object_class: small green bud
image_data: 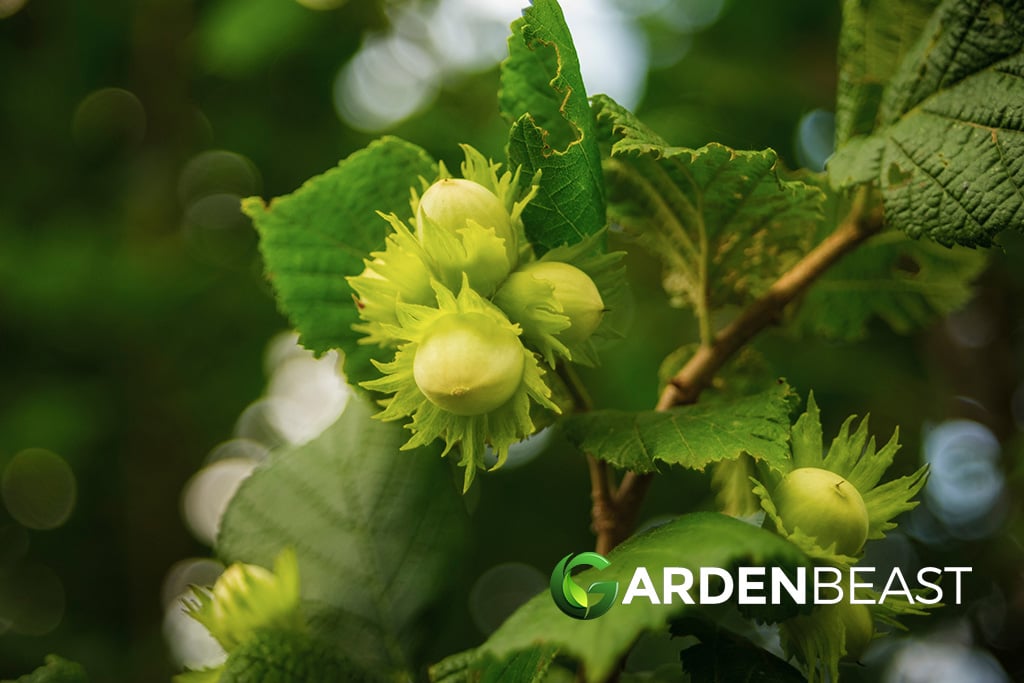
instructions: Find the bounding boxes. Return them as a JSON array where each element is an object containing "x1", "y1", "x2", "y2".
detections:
[
  {"x1": 183, "y1": 548, "x2": 302, "y2": 653},
  {"x1": 413, "y1": 313, "x2": 524, "y2": 416},
  {"x1": 772, "y1": 467, "x2": 869, "y2": 556}
]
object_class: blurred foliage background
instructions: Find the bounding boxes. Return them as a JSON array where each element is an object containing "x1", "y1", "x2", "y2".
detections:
[{"x1": 1, "y1": 0, "x2": 1022, "y2": 681}]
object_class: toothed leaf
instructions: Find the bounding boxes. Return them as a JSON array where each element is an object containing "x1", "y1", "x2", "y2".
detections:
[
  {"x1": 244, "y1": 137, "x2": 437, "y2": 386},
  {"x1": 562, "y1": 382, "x2": 796, "y2": 474},
  {"x1": 501, "y1": 0, "x2": 606, "y2": 251}
]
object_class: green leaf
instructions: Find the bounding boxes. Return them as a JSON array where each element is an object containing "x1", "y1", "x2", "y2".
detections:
[
  {"x1": 795, "y1": 231, "x2": 986, "y2": 340},
  {"x1": 711, "y1": 455, "x2": 761, "y2": 518},
  {"x1": 594, "y1": 94, "x2": 824, "y2": 312},
  {"x1": 172, "y1": 670, "x2": 221, "y2": 683},
  {"x1": 220, "y1": 629, "x2": 379, "y2": 683},
  {"x1": 500, "y1": 0, "x2": 606, "y2": 251},
  {"x1": 430, "y1": 646, "x2": 558, "y2": 683},
  {"x1": 862, "y1": 467, "x2": 929, "y2": 539},
  {"x1": 676, "y1": 621, "x2": 805, "y2": 683},
  {"x1": 829, "y1": 0, "x2": 1024, "y2": 247},
  {"x1": 216, "y1": 396, "x2": 468, "y2": 679},
  {"x1": 478, "y1": 513, "x2": 810, "y2": 683},
  {"x1": 2, "y1": 656, "x2": 88, "y2": 683},
  {"x1": 562, "y1": 381, "x2": 796, "y2": 474},
  {"x1": 243, "y1": 137, "x2": 437, "y2": 387},
  {"x1": 835, "y1": 0, "x2": 942, "y2": 146},
  {"x1": 826, "y1": 136, "x2": 887, "y2": 188},
  {"x1": 793, "y1": 179, "x2": 987, "y2": 341}
]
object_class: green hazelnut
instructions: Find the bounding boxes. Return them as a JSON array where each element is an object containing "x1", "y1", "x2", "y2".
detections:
[
  {"x1": 772, "y1": 467, "x2": 869, "y2": 556},
  {"x1": 349, "y1": 246, "x2": 435, "y2": 328},
  {"x1": 830, "y1": 601, "x2": 874, "y2": 662},
  {"x1": 416, "y1": 178, "x2": 516, "y2": 261},
  {"x1": 507, "y1": 261, "x2": 605, "y2": 346},
  {"x1": 413, "y1": 313, "x2": 524, "y2": 416}
]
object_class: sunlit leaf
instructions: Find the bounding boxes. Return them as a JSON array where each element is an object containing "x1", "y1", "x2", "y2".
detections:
[
  {"x1": 562, "y1": 381, "x2": 796, "y2": 474},
  {"x1": 243, "y1": 137, "x2": 437, "y2": 386},
  {"x1": 217, "y1": 397, "x2": 468, "y2": 679}
]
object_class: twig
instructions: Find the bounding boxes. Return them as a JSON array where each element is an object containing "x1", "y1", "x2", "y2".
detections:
[
  {"x1": 557, "y1": 364, "x2": 623, "y2": 554},
  {"x1": 591, "y1": 192, "x2": 884, "y2": 553}
]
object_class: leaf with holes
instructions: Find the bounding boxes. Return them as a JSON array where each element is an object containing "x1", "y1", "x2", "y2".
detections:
[
  {"x1": 594, "y1": 94, "x2": 823, "y2": 312},
  {"x1": 793, "y1": 176, "x2": 986, "y2": 340},
  {"x1": 217, "y1": 396, "x2": 468, "y2": 679},
  {"x1": 829, "y1": 0, "x2": 1024, "y2": 247}
]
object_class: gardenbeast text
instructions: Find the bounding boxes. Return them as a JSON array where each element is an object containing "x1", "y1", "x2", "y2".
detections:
[{"x1": 621, "y1": 566, "x2": 973, "y2": 606}]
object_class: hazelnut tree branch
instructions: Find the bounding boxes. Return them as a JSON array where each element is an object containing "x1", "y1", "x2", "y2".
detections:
[{"x1": 591, "y1": 191, "x2": 885, "y2": 553}]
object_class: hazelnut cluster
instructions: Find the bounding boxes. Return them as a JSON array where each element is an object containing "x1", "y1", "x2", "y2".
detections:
[{"x1": 347, "y1": 146, "x2": 621, "y2": 490}]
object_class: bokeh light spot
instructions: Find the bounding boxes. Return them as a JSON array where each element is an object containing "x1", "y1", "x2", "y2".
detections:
[
  {"x1": 264, "y1": 350, "x2": 349, "y2": 445},
  {"x1": 182, "y1": 192, "x2": 258, "y2": 268},
  {"x1": 922, "y1": 419, "x2": 1006, "y2": 539},
  {"x1": 234, "y1": 399, "x2": 290, "y2": 449},
  {"x1": 946, "y1": 301, "x2": 996, "y2": 349},
  {"x1": 163, "y1": 597, "x2": 226, "y2": 670},
  {"x1": 181, "y1": 458, "x2": 258, "y2": 546},
  {"x1": 177, "y1": 150, "x2": 261, "y2": 207},
  {"x1": 1, "y1": 448, "x2": 77, "y2": 530},
  {"x1": 72, "y1": 88, "x2": 146, "y2": 150},
  {"x1": 884, "y1": 637, "x2": 1009, "y2": 683},
  {"x1": 0, "y1": 0, "x2": 27, "y2": 19},
  {"x1": 795, "y1": 109, "x2": 835, "y2": 172},
  {"x1": 161, "y1": 557, "x2": 225, "y2": 609},
  {"x1": 662, "y1": 0, "x2": 727, "y2": 32},
  {"x1": 335, "y1": 35, "x2": 440, "y2": 132},
  {"x1": 334, "y1": 0, "x2": 652, "y2": 132},
  {"x1": 206, "y1": 438, "x2": 269, "y2": 465}
]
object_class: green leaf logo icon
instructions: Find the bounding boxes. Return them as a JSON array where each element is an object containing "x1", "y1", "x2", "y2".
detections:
[{"x1": 550, "y1": 552, "x2": 619, "y2": 620}]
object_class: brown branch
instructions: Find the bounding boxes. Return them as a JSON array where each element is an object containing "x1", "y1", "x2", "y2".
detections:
[
  {"x1": 591, "y1": 193, "x2": 885, "y2": 554},
  {"x1": 557, "y1": 363, "x2": 622, "y2": 553}
]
